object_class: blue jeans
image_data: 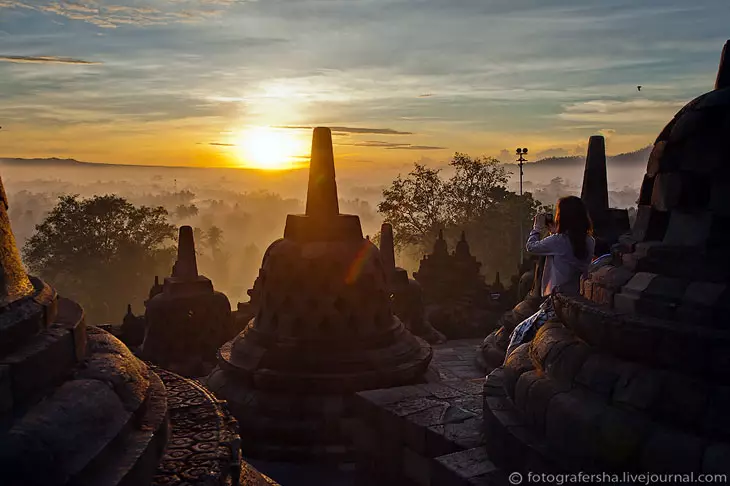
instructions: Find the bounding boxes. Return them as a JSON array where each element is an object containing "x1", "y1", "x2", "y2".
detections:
[{"x1": 504, "y1": 297, "x2": 556, "y2": 364}]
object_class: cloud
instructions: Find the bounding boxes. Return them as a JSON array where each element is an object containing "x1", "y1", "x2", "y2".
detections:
[
  {"x1": 276, "y1": 126, "x2": 413, "y2": 135},
  {"x1": 0, "y1": 1, "x2": 243, "y2": 28},
  {"x1": 558, "y1": 99, "x2": 686, "y2": 124},
  {"x1": 0, "y1": 55, "x2": 100, "y2": 64},
  {"x1": 418, "y1": 93, "x2": 433, "y2": 98},
  {"x1": 207, "y1": 142, "x2": 236, "y2": 146},
  {"x1": 339, "y1": 140, "x2": 445, "y2": 150}
]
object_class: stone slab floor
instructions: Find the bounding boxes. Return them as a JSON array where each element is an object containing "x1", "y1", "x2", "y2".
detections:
[{"x1": 246, "y1": 338, "x2": 490, "y2": 486}]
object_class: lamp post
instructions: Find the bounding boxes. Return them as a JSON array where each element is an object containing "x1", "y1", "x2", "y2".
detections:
[{"x1": 516, "y1": 148, "x2": 528, "y2": 265}]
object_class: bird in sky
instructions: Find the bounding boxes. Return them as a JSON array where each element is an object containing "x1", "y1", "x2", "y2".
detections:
[{"x1": 637, "y1": 85, "x2": 642, "y2": 91}]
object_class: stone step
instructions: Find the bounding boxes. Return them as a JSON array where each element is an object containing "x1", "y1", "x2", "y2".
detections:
[
  {"x1": 0, "y1": 326, "x2": 78, "y2": 420},
  {"x1": 69, "y1": 371, "x2": 169, "y2": 486},
  {"x1": 432, "y1": 447, "x2": 508, "y2": 486}
]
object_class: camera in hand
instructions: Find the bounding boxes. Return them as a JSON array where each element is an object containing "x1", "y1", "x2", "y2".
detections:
[{"x1": 545, "y1": 213, "x2": 554, "y2": 225}]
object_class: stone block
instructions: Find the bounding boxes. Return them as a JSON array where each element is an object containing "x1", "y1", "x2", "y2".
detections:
[
  {"x1": 567, "y1": 307, "x2": 607, "y2": 347},
  {"x1": 631, "y1": 205, "x2": 669, "y2": 242},
  {"x1": 663, "y1": 210, "x2": 713, "y2": 247},
  {"x1": 645, "y1": 141, "x2": 666, "y2": 177},
  {"x1": 514, "y1": 371, "x2": 542, "y2": 415},
  {"x1": 656, "y1": 374, "x2": 708, "y2": 429},
  {"x1": 416, "y1": 382, "x2": 465, "y2": 400},
  {"x1": 402, "y1": 402, "x2": 451, "y2": 454},
  {"x1": 0, "y1": 365, "x2": 10, "y2": 413},
  {"x1": 710, "y1": 180, "x2": 730, "y2": 217},
  {"x1": 605, "y1": 320, "x2": 658, "y2": 362},
  {"x1": 708, "y1": 215, "x2": 730, "y2": 250},
  {"x1": 606, "y1": 267, "x2": 634, "y2": 290},
  {"x1": 451, "y1": 395, "x2": 484, "y2": 416},
  {"x1": 544, "y1": 342, "x2": 590, "y2": 386},
  {"x1": 431, "y1": 447, "x2": 498, "y2": 486},
  {"x1": 443, "y1": 380, "x2": 484, "y2": 396},
  {"x1": 702, "y1": 385, "x2": 730, "y2": 439},
  {"x1": 612, "y1": 366, "x2": 664, "y2": 412},
  {"x1": 651, "y1": 172, "x2": 683, "y2": 211},
  {"x1": 502, "y1": 344, "x2": 534, "y2": 399},
  {"x1": 682, "y1": 281, "x2": 727, "y2": 307},
  {"x1": 380, "y1": 397, "x2": 446, "y2": 444},
  {"x1": 530, "y1": 322, "x2": 575, "y2": 370},
  {"x1": 524, "y1": 377, "x2": 567, "y2": 434},
  {"x1": 644, "y1": 275, "x2": 688, "y2": 302},
  {"x1": 640, "y1": 427, "x2": 703, "y2": 473},
  {"x1": 614, "y1": 293, "x2": 638, "y2": 315},
  {"x1": 638, "y1": 177, "x2": 655, "y2": 206},
  {"x1": 544, "y1": 390, "x2": 606, "y2": 463},
  {"x1": 575, "y1": 354, "x2": 624, "y2": 399},
  {"x1": 621, "y1": 272, "x2": 657, "y2": 296},
  {"x1": 595, "y1": 406, "x2": 651, "y2": 470},
  {"x1": 402, "y1": 447, "x2": 430, "y2": 486},
  {"x1": 429, "y1": 416, "x2": 484, "y2": 454},
  {"x1": 3, "y1": 328, "x2": 76, "y2": 408},
  {"x1": 654, "y1": 334, "x2": 704, "y2": 374},
  {"x1": 355, "y1": 385, "x2": 430, "y2": 422},
  {"x1": 703, "y1": 443, "x2": 730, "y2": 474}
]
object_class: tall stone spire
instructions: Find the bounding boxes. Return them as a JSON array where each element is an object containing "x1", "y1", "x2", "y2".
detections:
[
  {"x1": 580, "y1": 135, "x2": 609, "y2": 218},
  {"x1": 305, "y1": 127, "x2": 339, "y2": 218},
  {"x1": 380, "y1": 223, "x2": 396, "y2": 272},
  {"x1": 715, "y1": 39, "x2": 730, "y2": 90},
  {"x1": 0, "y1": 176, "x2": 34, "y2": 305},
  {"x1": 172, "y1": 225, "x2": 198, "y2": 279}
]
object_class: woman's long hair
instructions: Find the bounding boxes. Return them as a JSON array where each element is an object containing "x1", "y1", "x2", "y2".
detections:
[{"x1": 555, "y1": 196, "x2": 593, "y2": 260}]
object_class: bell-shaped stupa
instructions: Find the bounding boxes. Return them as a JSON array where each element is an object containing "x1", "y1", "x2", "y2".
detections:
[
  {"x1": 206, "y1": 127, "x2": 432, "y2": 460},
  {"x1": 142, "y1": 225, "x2": 234, "y2": 377},
  {"x1": 483, "y1": 40, "x2": 730, "y2": 476}
]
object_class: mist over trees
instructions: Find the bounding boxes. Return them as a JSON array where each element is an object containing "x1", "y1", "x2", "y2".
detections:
[
  {"x1": 2, "y1": 152, "x2": 643, "y2": 323},
  {"x1": 379, "y1": 153, "x2": 545, "y2": 281},
  {"x1": 22, "y1": 195, "x2": 176, "y2": 324}
]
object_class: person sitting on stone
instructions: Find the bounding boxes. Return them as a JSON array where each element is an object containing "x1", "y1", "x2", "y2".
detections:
[{"x1": 504, "y1": 196, "x2": 595, "y2": 361}]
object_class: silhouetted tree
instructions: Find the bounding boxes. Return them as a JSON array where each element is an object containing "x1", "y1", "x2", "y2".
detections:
[
  {"x1": 23, "y1": 194, "x2": 176, "y2": 324},
  {"x1": 378, "y1": 153, "x2": 542, "y2": 279},
  {"x1": 378, "y1": 163, "x2": 447, "y2": 247}
]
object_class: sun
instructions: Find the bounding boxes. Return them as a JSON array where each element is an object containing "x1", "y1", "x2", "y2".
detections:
[{"x1": 235, "y1": 127, "x2": 308, "y2": 170}]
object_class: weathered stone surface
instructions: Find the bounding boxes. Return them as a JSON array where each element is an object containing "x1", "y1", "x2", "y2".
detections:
[
  {"x1": 640, "y1": 427, "x2": 704, "y2": 473},
  {"x1": 483, "y1": 42, "x2": 730, "y2": 477},
  {"x1": 142, "y1": 225, "x2": 235, "y2": 377},
  {"x1": 432, "y1": 448, "x2": 499, "y2": 485},
  {"x1": 208, "y1": 128, "x2": 432, "y2": 460}
]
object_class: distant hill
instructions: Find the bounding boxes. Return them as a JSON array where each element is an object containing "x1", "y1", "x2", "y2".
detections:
[
  {"x1": 0, "y1": 157, "x2": 93, "y2": 167},
  {"x1": 523, "y1": 145, "x2": 651, "y2": 169},
  {"x1": 1, "y1": 144, "x2": 653, "y2": 172}
]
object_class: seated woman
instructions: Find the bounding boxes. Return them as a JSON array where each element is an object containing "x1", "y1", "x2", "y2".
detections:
[{"x1": 504, "y1": 196, "x2": 595, "y2": 361}]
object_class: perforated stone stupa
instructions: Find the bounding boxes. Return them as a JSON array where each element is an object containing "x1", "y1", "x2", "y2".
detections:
[
  {"x1": 206, "y1": 127, "x2": 432, "y2": 460},
  {"x1": 379, "y1": 222, "x2": 446, "y2": 344},
  {"x1": 142, "y1": 225, "x2": 235, "y2": 377},
  {"x1": 483, "y1": 41, "x2": 730, "y2": 476},
  {"x1": 0, "y1": 176, "x2": 274, "y2": 486}
]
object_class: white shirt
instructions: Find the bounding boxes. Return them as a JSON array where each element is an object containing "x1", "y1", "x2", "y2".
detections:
[{"x1": 526, "y1": 222, "x2": 595, "y2": 297}]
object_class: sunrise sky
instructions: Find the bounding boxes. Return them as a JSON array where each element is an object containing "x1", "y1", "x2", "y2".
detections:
[{"x1": 0, "y1": 0, "x2": 728, "y2": 169}]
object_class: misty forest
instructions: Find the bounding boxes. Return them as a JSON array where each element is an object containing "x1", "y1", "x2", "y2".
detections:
[{"x1": 3, "y1": 148, "x2": 645, "y2": 325}]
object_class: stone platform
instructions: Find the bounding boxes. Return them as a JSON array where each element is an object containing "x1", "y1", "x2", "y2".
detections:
[
  {"x1": 353, "y1": 339, "x2": 509, "y2": 486},
  {"x1": 152, "y1": 367, "x2": 278, "y2": 486}
]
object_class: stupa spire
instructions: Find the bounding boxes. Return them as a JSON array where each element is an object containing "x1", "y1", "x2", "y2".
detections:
[
  {"x1": 305, "y1": 127, "x2": 339, "y2": 218},
  {"x1": 172, "y1": 225, "x2": 198, "y2": 279},
  {"x1": 580, "y1": 135, "x2": 609, "y2": 218},
  {"x1": 0, "y1": 176, "x2": 34, "y2": 305},
  {"x1": 380, "y1": 223, "x2": 396, "y2": 272},
  {"x1": 715, "y1": 39, "x2": 730, "y2": 90}
]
